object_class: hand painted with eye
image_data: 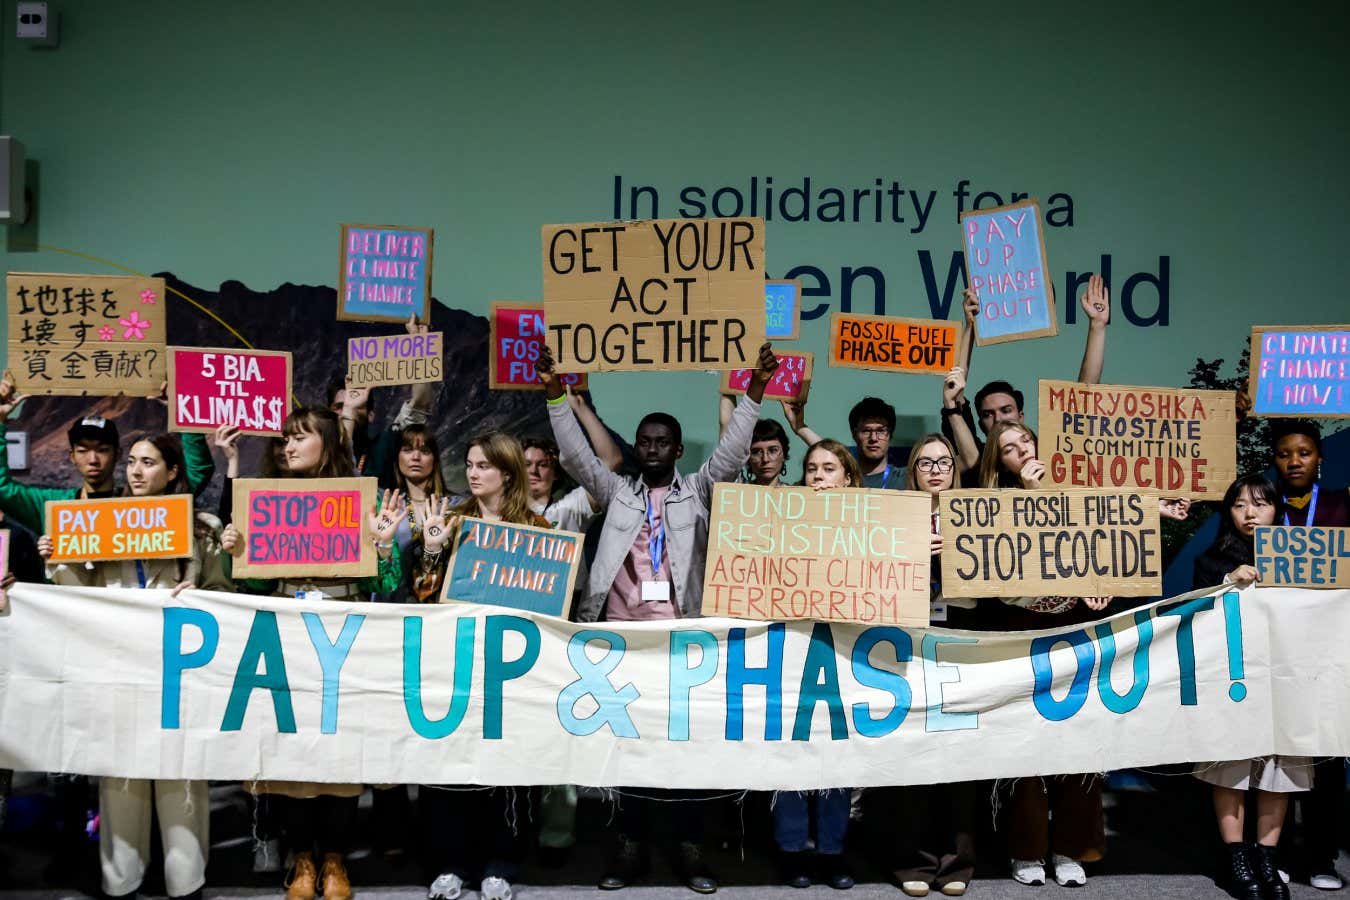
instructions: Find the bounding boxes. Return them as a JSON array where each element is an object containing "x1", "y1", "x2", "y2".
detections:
[
  {"x1": 943, "y1": 366, "x2": 967, "y2": 408},
  {"x1": 420, "y1": 494, "x2": 459, "y2": 555},
  {"x1": 1079, "y1": 273, "x2": 1110, "y2": 328},
  {"x1": 369, "y1": 490, "x2": 408, "y2": 552}
]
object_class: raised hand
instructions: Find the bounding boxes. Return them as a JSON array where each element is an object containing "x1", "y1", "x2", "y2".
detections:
[
  {"x1": 0, "y1": 372, "x2": 28, "y2": 423},
  {"x1": 943, "y1": 366, "x2": 967, "y2": 408},
  {"x1": 221, "y1": 523, "x2": 243, "y2": 556},
  {"x1": 745, "y1": 343, "x2": 780, "y2": 403},
  {"x1": 1019, "y1": 459, "x2": 1045, "y2": 489},
  {"x1": 406, "y1": 313, "x2": 428, "y2": 335},
  {"x1": 1083, "y1": 596, "x2": 1111, "y2": 612},
  {"x1": 1159, "y1": 497, "x2": 1191, "y2": 521},
  {"x1": 147, "y1": 380, "x2": 170, "y2": 406},
  {"x1": 962, "y1": 288, "x2": 980, "y2": 324},
  {"x1": 369, "y1": 490, "x2": 408, "y2": 549},
  {"x1": 36, "y1": 533, "x2": 53, "y2": 560},
  {"x1": 535, "y1": 344, "x2": 564, "y2": 400},
  {"x1": 1079, "y1": 273, "x2": 1110, "y2": 327},
  {"x1": 420, "y1": 494, "x2": 458, "y2": 555}
]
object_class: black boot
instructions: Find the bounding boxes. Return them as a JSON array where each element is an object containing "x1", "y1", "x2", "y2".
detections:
[
  {"x1": 1222, "y1": 843, "x2": 1262, "y2": 900},
  {"x1": 1251, "y1": 844, "x2": 1289, "y2": 900}
]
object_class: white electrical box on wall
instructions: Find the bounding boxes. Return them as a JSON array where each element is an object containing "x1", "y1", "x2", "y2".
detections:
[
  {"x1": 0, "y1": 137, "x2": 27, "y2": 224},
  {"x1": 17, "y1": 2, "x2": 58, "y2": 46},
  {"x1": 6, "y1": 432, "x2": 29, "y2": 471}
]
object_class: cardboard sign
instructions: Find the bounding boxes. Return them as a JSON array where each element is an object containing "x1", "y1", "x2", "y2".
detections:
[
  {"x1": 44, "y1": 494, "x2": 194, "y2": 564},
  {"x1": 959, "y1": 200, "x2": 1057, "y2": 346},
  {"x1": 1249, "y1": 325, "x2": 1350, "y2": 418},
  {"x1": 720, "y1": 351, "x2": 812, "y2": 401},
  {"x1": 347, "y1": 332, "x2": 444, "y2": 389},
  {"x1": 488, "y1": 302, "x2": 587, "y2": 391},
  {"x1": 7, "y1": 272, "x2": 168, "y2": 396},
  {"x1": 1254, "y1": 526, "x2": 1350, "y2": 589},
  {"x1": 940, "y1": 489, "x2": 1162, "y2": 599},
  {"x1": 167, "y1": 347, "x2": 291, "y2": 436},
  {"x1": 441, "y1": 517, "x2": 582, "y2": 617},
  {"x1": 541, "y1": 217, "x2": 767, "y2": 372},
  {"x1": 702, "y1": 483, "x2": 931, "y2": 626},
  {"x1": 231, "y1": 478, "x2": 377, "y2": 578},
  {"x1": 765, "y1": 280, "x2": 801, "y2": 340},
  {"x1": 828, "y1": 313, "x2": 960, "y2": 374},
  {"x1": 1038, "y1": 380, "x2": 1237, "y2": 500},
  {"x1": 337, "y1": 224, "x2": 434, "y2": 323}
]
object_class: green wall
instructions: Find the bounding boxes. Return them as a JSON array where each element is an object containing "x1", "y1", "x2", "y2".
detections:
[{"x1": 3, "y1": 1, "x2": 1347, "y2": 459}]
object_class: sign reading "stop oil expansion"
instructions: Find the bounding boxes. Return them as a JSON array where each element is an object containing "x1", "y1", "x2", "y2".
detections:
[{"x1": 231, "y1": 478, "x2": 378, "y2": 578}]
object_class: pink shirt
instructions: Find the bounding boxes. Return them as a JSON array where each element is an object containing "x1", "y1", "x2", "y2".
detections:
[{"x1": 605, "y1": 485, "x2": 680, "y2": 621}]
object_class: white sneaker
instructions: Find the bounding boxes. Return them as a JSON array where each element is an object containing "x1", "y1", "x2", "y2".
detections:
[
  {"x1": 1311, "y1": 871, "x2": 1345, "y2": 890},
  {"x1": 252, "y1": 838, "x2": 282, "y2": 874},
  {"x1": 1279, "y1": 869, "x2": 1291, "y2": 885},
  {"x1": 1051, "y1": 855, "x2": 1087, "y2": 887},
  {"x1": 1011, "y1": 858, "x2": 1046, "y2": 885},
  {"x1": 900, "y1": 881, "x2": 931, "y2": 897},
  {"x1": 481, "y1": 875, "x2": 514, "y2": 900},
  {"x1": 427, "y1": 872, "x2": 463, "y2": 900}
]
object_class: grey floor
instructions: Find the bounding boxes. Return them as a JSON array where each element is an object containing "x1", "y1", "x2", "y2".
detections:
[{"x1": 2, "y1": 779, "x2": 1346, "y2": 900}]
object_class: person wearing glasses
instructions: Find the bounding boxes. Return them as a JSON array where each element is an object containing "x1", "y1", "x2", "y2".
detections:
[{"x1": 784, "y1": 396, "x2": 904, "y2": 490}]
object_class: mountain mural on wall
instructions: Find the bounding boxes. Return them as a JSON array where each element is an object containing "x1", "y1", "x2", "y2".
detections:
[{"x1": 10, "y1": 274, "x2": 564, "y2": 510}]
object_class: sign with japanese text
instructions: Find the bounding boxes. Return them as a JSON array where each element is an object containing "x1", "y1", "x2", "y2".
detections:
[
  {"x1": 7, "y1": 272, "x2": 167, "y2": 396},
  {"x1": 168, "y1": 347, "x2": 291, "y2": 436}
]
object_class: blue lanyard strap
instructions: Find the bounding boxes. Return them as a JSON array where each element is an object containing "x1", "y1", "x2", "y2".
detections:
[
  {"x1": 1284, "y1": 483, "x2": 1319, "y2": 527},
  {"x1": 134, "y1": 559, "x2": 147, "y2": 589},
  {"x1": 646, "y1": 492, "x2": 665, "y2": 576}
]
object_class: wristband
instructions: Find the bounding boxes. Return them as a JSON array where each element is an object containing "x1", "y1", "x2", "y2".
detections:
[
  {"x1": 372, "y1": 540, "x2": 394, "y2": 550},
  {"x1": 546, "y1": 394, "x2": 568, "y2": 407}
]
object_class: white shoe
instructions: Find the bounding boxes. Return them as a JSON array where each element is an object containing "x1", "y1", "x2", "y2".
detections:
[
  {"x1": 1011, "y1": 859, "x2": 1045, "y2": 885},
  {"x1": 1311, "y1": 871, "x2": 1345, "y2": 890},
  {"x1": 1279, "y1": 869, "x2": 1291, "y2": 885},
  {"x1": 1051, "y1": 855, "x2": 1086, "y2": 887},
  {"x1": 252, "y1": 838, "x2": 282, "y2": 874},
  {"x1": 481, "y1": 875, "x2": 514, "y2": 900},
  {"x1": 427, "y1": 872, "x2": 463, "y2": 900},
  {"x1": 900, "y1": 881, "x2": 930, "y2": 897},
  {"x1": 941, "y1": 882, "x2": 968, "y2": 896}
]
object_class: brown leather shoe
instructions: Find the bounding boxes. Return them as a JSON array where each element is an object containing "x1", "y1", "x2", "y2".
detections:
[
  {"x1": 321, "y1": 852, "x2": 353, "y2": 900},
  {"x1": 284, "y1": 852, "x2": 317, "y2": 900}
]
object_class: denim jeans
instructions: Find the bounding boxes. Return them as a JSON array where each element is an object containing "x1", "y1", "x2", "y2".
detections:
[{"x1": 773, "y1": 789, "x2": 851, "y2": 855}]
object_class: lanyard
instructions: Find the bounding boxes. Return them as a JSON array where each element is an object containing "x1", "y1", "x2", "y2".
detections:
[
  {"x1": 1284, "y1": 483, "x2": 1319, "y2": 527},
  {"x1": 646, "y1": 492, "x2": 666, "y2": 576},
  {"x1": 134, "y1": 560, "x2": 148, "y2": 589},
  {"x1": 879, "y1": 464, "x2": 893, "y2": 488}
]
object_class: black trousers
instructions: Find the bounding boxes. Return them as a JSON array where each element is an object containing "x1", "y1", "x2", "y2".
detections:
[
  {"x1": 281, "y1": 795, "x2": 358, "y2": 856},
  {"x1": 420, "y1": 785, "x2": 533, "y2": 883}
]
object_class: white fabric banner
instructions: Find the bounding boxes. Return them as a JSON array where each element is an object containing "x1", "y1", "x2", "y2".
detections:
[{"x1": 0, "y1": 583, "x2": 1346, "y2": 789}]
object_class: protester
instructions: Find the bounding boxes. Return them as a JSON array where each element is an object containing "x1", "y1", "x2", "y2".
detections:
[
  {"x1": 412, "y1": 430, "x2": 549, "y2": 900},
  {"x1": 785, "y1": 395, "x2": 904, "y2": 489},
  {"x1": 38, "y1": 434, "x2": 230, "y2": 900},
  {"x1": 221, "y1": 407, "x2": 406, "y2": 900},
  {"x1": 1270, "y1": 420, "x2": 1347, "y2": 891},
  {"x1": 1192, "y1": 473, "x2": 1304, "y2": 900},
  {"x1": 943, "y1": 278, "x2": 1111, "y2": 483},
  {"x1": 0, "y1": 374, "x2": 215, "y2": 533},
  {"x1": 522, "y1": 390, "x2": 623, "y2": 868},
  {"x1": 768, "y1": 439, "x2": 862, "y2": 891},
  {"x1": 974, "y1": 423, "x2": 1109, "y2": 886},
  {"x1": 719, "y1": 395, "x2": 791, "y2": 486},
  {"x1": 535, "y1": 341, "x2": 777, "y2": 894}
]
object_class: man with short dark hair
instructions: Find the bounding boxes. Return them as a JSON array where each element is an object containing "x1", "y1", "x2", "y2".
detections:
[
  {"x1": 784, "y1": 395, "x2": 904, "y2": 489},
  {"x1": 536, "y1": 342, "x2": 778, "y2": 895}
]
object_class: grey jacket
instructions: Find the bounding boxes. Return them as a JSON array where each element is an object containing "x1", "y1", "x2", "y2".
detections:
[{"x1": 549, "y1": 396, "x2": 760, "y2": 621}]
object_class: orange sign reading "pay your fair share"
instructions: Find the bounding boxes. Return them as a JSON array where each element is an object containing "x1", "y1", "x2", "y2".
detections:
[{"x1": 45, "y1": 494, "x2": 195, "y2": 563}]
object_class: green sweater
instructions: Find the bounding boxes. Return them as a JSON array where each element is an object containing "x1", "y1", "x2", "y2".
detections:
[{"x1": 0, "y1": 420, "x2": 217, "y2": 534}]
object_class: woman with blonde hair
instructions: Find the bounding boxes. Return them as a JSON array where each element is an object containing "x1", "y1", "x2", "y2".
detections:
[{"x1": 413, "y1": 430, "x2": 550, "y2": 900}]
